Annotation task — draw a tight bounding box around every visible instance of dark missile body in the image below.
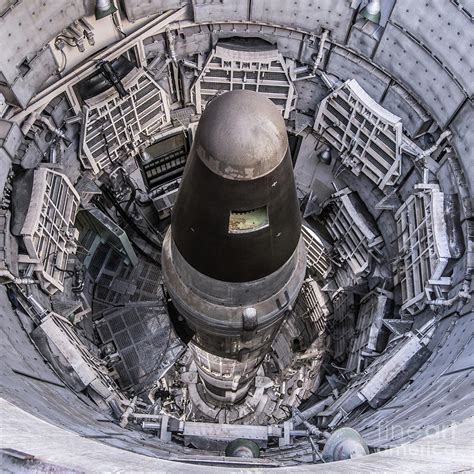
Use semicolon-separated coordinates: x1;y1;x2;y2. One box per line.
162;90;306;403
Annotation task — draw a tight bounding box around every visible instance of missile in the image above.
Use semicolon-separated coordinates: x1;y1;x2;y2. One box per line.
162;90;306;404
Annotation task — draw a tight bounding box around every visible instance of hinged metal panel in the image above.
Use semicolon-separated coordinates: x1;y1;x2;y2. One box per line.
82;69;171;173
394;184;453;316
324;188;383;278
20;168;80;294
346;288;393;373
314;79;403;190
302;224;332;280
192;42;296;118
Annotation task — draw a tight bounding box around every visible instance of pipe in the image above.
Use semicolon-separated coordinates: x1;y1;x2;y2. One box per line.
293;65;309;75
48;141;58;164
293;31;330;81
142;421;162;430
119;395;137;428
180;59;201;70
290;430;309;437
292;408;323;436
166;28;177;65
38;115;72;146
21;112;39;135
297;396;334;421
429;283;471;307
319;71;337;90
0;271;34;285
312;29;329;74
415;130;452;163
295;350;323;361
131;413;163;419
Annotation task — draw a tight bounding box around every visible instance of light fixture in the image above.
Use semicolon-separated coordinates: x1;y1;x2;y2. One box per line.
359;0;381;24
318;147;332;165
95;0;117;20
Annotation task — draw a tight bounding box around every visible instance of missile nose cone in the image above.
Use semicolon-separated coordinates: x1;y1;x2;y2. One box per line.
171;90;301;282
195;90;288;180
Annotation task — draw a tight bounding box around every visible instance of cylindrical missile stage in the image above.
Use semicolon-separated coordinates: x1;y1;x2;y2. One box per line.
162;90;306;404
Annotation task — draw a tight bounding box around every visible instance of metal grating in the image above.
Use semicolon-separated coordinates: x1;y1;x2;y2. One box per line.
20;168;80;295
297;278;332;336
91;247;162;310
330;289;356;362
96;304;183;391
82;69;171;173
131;261;163;302
394;183;453;317
302;224;332;280
87;242;109;280
192;41;296;118
323;188;383;279
346;289;392;373
314;79;403;190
